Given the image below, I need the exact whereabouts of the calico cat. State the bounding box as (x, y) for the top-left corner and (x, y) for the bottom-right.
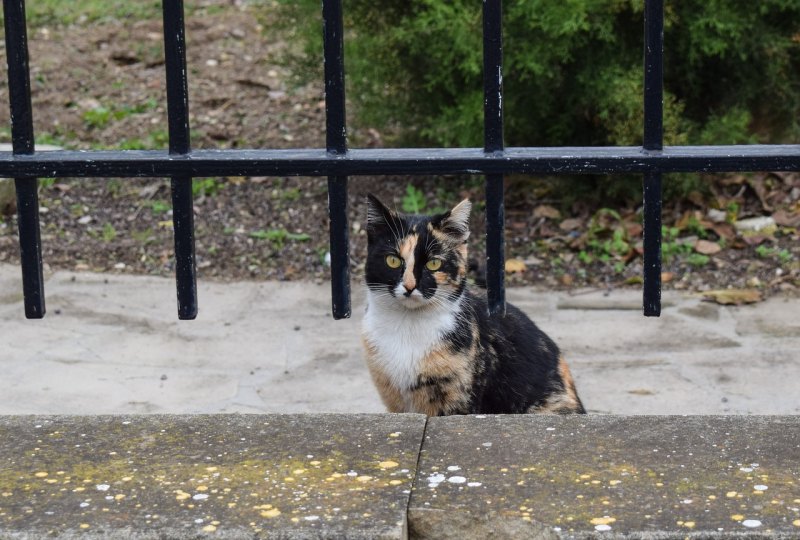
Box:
(361, 194), (585, 416)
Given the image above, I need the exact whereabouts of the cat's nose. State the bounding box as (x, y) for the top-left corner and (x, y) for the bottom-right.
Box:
(403, 285), (414, 296)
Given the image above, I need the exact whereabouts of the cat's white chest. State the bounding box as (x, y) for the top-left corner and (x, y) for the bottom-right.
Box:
(362, 291), (459, 391)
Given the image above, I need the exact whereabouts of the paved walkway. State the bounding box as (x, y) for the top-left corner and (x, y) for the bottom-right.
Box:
(1, 263), (798, 415)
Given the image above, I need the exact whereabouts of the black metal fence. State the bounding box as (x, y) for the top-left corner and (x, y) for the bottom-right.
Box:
(2, 0), (799, 321)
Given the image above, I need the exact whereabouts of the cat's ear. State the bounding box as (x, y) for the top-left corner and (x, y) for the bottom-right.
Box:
(366, 194), (397, 234)
(434, 199), (472, 243)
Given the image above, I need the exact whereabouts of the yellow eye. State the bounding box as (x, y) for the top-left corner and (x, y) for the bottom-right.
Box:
(385, 255), (402, 269)
(426, 259), (442, 271)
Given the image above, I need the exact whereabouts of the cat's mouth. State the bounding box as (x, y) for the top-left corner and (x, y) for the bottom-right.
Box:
(394, 287), (431, 310)
(398, 295), (428, 309)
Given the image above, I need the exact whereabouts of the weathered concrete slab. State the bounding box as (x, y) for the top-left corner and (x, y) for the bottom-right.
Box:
(2, 264), (800, 415)
(0, 414), (427, 539)
(410, 415), (800, 539)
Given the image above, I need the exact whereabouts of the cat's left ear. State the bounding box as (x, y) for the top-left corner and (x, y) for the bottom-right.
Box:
(434, 199), (472, 243)
(366, 194), (397, 234)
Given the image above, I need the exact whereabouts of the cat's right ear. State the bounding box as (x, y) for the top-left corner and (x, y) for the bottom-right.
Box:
(366, 194), (397, 234)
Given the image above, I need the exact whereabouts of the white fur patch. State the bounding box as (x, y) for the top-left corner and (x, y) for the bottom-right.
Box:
(363, 289), (461, 392)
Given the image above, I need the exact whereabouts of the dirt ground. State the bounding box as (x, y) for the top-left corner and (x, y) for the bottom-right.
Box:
(0, 1), (798, 298)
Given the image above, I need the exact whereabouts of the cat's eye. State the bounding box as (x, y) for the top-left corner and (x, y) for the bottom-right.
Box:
(426, 259), (442, 271)
(385, 255), (402, 269)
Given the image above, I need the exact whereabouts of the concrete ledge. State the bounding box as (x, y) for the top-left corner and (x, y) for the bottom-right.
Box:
(0, 414), (427, 539)
(1, 415), (799, 539)
(410, 415), (800, 539)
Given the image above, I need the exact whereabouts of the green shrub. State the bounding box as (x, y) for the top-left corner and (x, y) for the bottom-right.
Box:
(278, 0), (800, 200)
(281, 0), (800, 147)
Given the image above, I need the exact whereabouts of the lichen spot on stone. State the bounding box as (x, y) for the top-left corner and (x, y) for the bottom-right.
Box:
(590, 516), (616, 526)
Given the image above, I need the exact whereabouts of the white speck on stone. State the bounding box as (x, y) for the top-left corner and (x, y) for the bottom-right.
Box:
(306, 455), (314, 458)
(447, 466), (461, 472)
(475, 415), (486, 419)
(553, 527), (562, 532)
(447, 476), (466, 484)
(194, 518), (204, 524)
(595, 524), (612, 531)
(304, 515), (319, 521)
(427, 473), (445, 484)
(121, 421), (130, 425)
(95, 484), (110, 491)
(79, 502), (90, 508)
(192, 494), (209, 501)
(467, 482), (482, 487)
(482, 442), (492, 447)
(104, 496), (114, 501)
(682, 499), (693, 504)
(754, 485), (768, 491)
(346, 471), (358, 477)
(546, 427), (556, 431)
(742, 519), (762, 528)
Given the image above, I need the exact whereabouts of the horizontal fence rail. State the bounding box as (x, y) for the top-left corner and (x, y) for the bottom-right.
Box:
(3, 0), (798, 320)
(1, 146), (798, 177)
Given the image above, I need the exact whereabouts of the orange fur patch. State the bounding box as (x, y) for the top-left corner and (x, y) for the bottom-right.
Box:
(528, 356), (583, 414)
(362, 337), (404, 412)
(407, 327), (478, 415)
(558, 355), (580, 403)
(398, 234), (418, 291)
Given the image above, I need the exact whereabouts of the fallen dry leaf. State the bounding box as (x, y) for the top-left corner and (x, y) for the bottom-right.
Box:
(701, 289), (762, 306)
(661, 272), (675, 283)
(559, 218), (583, 231)
(504, 258), (527, 273)
(711, 222), (736, 241)
(533, 205), (561, 220)
(627, 389), (655, 396)
(695, 239), (721, 255)
(773, 208), (800, 228)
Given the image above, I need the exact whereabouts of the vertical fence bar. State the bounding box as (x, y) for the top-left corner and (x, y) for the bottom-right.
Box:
(642, 0), (663, 317)
(483, 0), (505, 316)
(162, 0), (197, 320)
(323, 0), (351, 319)
(3, 0), (44, 318)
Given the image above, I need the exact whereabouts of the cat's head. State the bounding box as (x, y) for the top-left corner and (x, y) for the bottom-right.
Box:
(365, 194), (471, 310)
